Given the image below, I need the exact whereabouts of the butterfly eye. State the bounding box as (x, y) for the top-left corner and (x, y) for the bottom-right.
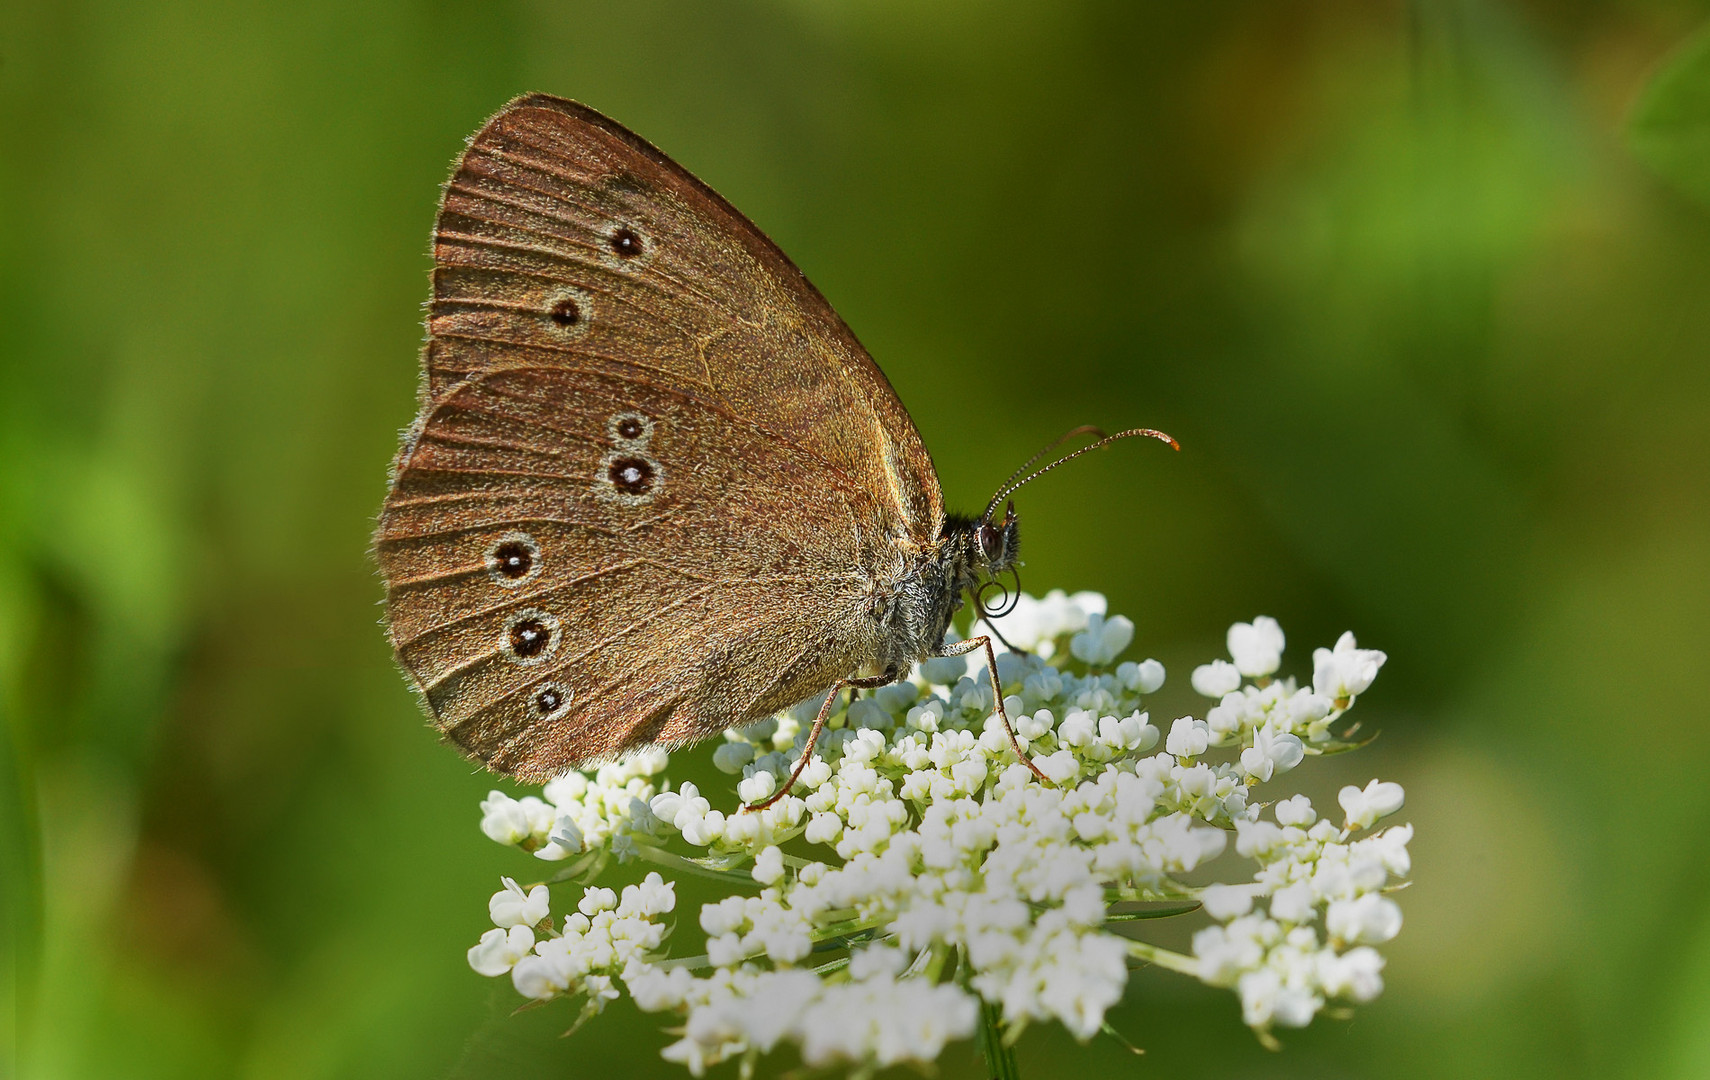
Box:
(977, 523), (1003, 562)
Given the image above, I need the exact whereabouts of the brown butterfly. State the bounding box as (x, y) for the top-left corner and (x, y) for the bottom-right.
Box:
(376, 94), (1172, 803)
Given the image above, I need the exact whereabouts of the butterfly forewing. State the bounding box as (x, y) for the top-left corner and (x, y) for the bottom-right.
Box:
(378, 95), (942, 779)
(423, 94), (940, 534)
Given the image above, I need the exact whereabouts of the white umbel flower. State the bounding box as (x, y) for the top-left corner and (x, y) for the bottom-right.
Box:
(462, 598), (1410, 1069)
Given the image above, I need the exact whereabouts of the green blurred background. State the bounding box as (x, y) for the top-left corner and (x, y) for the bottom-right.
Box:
(5, 1), (1710, 1077)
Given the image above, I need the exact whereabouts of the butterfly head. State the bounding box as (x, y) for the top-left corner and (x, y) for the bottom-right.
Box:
(973, 500), (1020, 579)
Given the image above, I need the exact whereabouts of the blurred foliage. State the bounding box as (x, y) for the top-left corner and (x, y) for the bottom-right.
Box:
(2, 1), (1710, 1077)
(1631, 18), (1710, 207)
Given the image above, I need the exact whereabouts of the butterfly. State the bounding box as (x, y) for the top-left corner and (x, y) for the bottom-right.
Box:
(376, 94), (1172, 803)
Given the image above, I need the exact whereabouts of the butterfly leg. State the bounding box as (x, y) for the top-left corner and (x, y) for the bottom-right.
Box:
(743, 669), (898, 813)
(939, 636), (1052, 784)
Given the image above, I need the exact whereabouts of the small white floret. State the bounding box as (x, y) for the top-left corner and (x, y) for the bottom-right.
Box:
(1191, 660), (1242, 698)
(1319, 945), (1385, 1001)
(1070, 613), (1134, 666)
(737, 771), (777, 804)
(712, 741), (755, 774)
(489, 877), (551, 928)
(1201, 884), (1258, 921)
(479, 791), (555, 847)
(1268, 883), (1316, 924)
(1165, 716), (1210, 758)
(468, 925), (534, 977)
(752, 845), (786, 885)
(1240, 727), (1304, 782)
(1338, 779), (1406, 830)
(1274, 794), (1316, 827)
(919, 654), (969, 685)
(1226, 616), (1285, 678)
(578, 886), (618, 917)
(1313, 632), (1387, 701)
(1326, 894), (1403, 945)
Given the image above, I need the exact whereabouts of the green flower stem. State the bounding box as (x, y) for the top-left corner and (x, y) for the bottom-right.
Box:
(1106, 881), (1198, 904)
(541, 848), (606, 886)
(810, 956), (853, 979)
(1102, 901), (1202, 921)
(810, 914), (892, 943)
(659, 952), (711, 971)
(632, 844), (759, 887)
(1125, 940), (1201, 976)
(977, 997), (1022, 1080)
(921, 943), (951, 982)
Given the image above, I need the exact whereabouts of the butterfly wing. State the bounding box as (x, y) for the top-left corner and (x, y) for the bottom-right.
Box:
(377, 95), (941, 779)
(421, 94), (941, 535)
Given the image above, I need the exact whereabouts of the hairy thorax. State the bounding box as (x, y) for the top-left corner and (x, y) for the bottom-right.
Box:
(864, 528), (984, 679)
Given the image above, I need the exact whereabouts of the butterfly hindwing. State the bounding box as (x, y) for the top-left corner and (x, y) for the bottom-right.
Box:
(381, 356), (892, 778)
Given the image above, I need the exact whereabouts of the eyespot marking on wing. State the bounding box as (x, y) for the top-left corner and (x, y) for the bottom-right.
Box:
(532, 682), (571, 718)
(545, 286), (593, 337)
(601, 223), (655, 271)
(609, 226), (643, 256)
(503, 609), (561, 665)
(597, 451), (663, 505)
(485, 531), (542, 587)
(607, 411), (655, 449)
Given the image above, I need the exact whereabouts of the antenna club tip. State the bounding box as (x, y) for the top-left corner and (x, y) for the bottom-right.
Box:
(1129, 427), (1179, 452)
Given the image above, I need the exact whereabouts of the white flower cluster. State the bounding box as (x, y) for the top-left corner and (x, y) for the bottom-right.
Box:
(479, 748), (671, 860)
(467, 872), (677, 1030)
(1191, 785), (1411, 1038)
(464, 592), (1410, 1070)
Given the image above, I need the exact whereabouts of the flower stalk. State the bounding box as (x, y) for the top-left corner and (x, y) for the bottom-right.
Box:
(1125, 940), (1202, 976)
(978, 996), (1023, 1080)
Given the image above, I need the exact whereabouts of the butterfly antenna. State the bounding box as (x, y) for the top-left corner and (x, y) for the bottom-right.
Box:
(983, 428), (1180, 521)
(976, 567), (1027, 652)
(991, 424), (1108, 513)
